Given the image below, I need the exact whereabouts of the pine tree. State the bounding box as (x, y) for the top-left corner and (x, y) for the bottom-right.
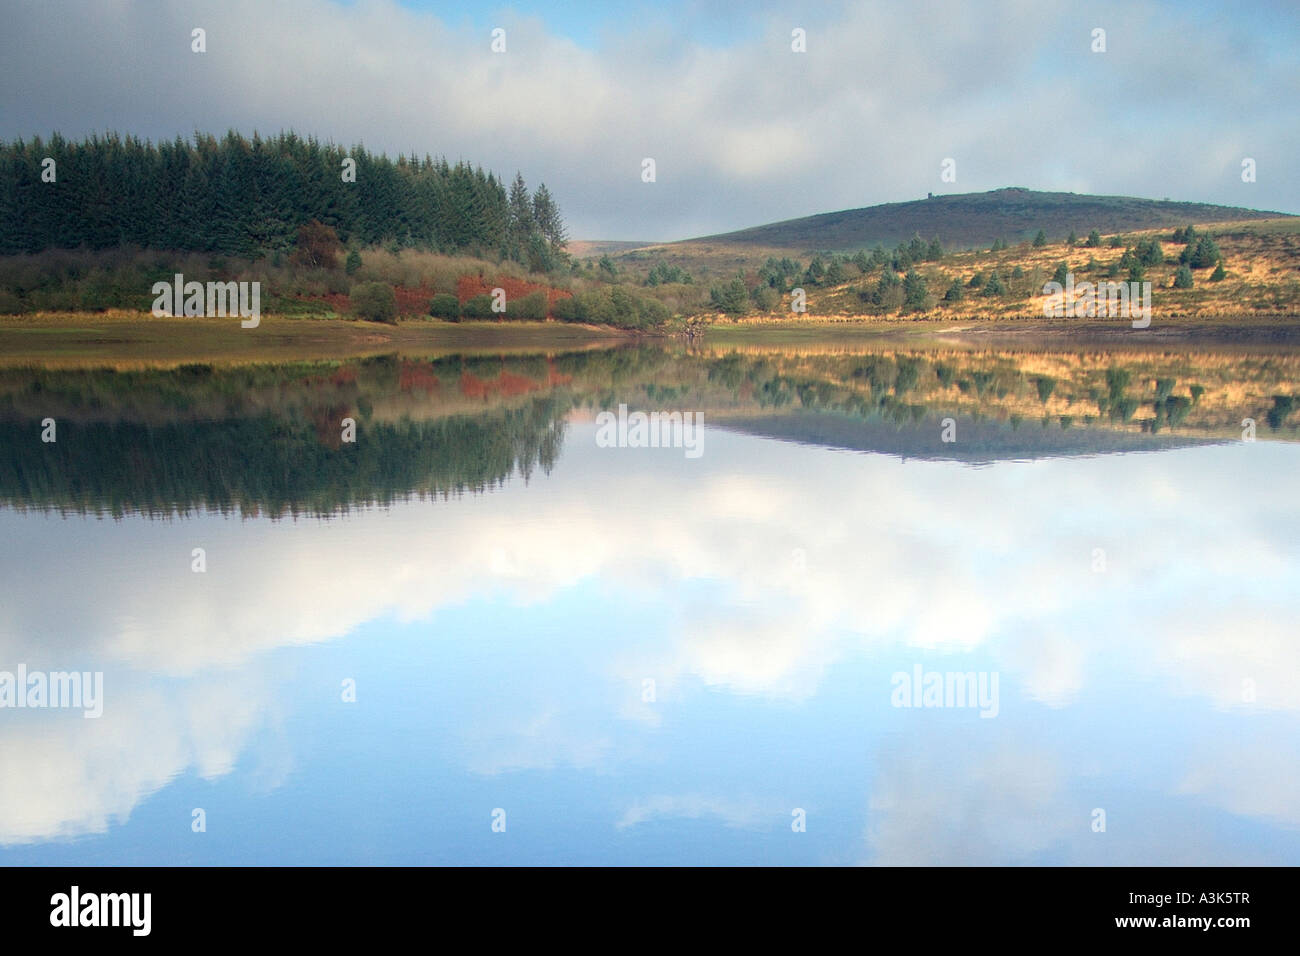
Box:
(0, 130), (536, 258)
(507, 172), (533, 258)
(903, 269), (928, 309)
(531, 183), (567, 251)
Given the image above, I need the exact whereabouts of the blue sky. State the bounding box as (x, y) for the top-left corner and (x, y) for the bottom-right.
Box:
(396, 0), (772, 49)
(2, 0), (1297, 238)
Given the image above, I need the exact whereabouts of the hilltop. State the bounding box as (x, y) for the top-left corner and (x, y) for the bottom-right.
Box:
(675, 188), (1294, 254)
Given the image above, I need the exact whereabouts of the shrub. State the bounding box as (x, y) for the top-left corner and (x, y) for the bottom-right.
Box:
(349, 282), (397, 323)
(506, 290), (548, 320)
(460, 293), (497, 319)
(869, 269), (903, 309)
(710, 278), (749, 315)
(428, 292), (461, 321)
(1184, 236), (1222, 269)
(751, 285), (778, 311)
(551, 296), (580, 322)
(552, 287), (669, 330)
(1134, 238), (1164, 266)
(291, 220), (343, 270)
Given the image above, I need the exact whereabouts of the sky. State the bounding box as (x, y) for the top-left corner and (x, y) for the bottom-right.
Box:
(2, 0), (1298, 239)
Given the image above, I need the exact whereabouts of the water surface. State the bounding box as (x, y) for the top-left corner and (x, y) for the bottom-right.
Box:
(1, 342), (1298, 864)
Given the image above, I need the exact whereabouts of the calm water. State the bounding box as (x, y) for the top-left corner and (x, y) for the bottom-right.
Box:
(1, 343), (1298, 864)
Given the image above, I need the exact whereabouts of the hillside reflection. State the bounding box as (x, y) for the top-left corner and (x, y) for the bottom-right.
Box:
(0, 342), (1295, 515)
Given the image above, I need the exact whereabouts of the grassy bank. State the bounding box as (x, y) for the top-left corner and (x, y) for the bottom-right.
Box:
(0, 312), (630, 368)
(5, 308), (1300, 369)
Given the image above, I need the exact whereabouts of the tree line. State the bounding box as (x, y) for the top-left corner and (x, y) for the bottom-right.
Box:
(0, 131), (567, 267)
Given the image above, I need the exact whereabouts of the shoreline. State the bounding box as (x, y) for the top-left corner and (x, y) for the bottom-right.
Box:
(3, 311), (1300, 367)
(0, 313), (632, 367)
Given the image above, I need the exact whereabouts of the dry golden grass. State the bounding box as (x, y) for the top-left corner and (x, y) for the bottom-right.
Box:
(0, 312), (628, 368)
(630, 218), (1300, 323)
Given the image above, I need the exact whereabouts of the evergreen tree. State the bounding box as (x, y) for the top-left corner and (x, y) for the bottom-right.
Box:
(0, 130), (555, 263)
(903, 270), (928, 310)
(1184, 235), (1221, 268)
(710, 277), (749, 314)
(507, 172), (533, 251)
(531, 183), (567, 251)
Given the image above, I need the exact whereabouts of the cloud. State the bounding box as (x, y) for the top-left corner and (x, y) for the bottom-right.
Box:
(0, 0), (1296, 238)
(0, 670), (282, 844)
(617, 793), (771, 830)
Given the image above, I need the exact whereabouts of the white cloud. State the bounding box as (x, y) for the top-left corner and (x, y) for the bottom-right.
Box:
(1, 0), (1295, 238)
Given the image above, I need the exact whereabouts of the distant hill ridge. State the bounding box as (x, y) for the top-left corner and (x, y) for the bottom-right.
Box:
(684, 188), (1295, 252)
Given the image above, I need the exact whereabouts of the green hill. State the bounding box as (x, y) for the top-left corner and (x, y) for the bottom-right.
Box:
(685, 187), (1294, 252)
